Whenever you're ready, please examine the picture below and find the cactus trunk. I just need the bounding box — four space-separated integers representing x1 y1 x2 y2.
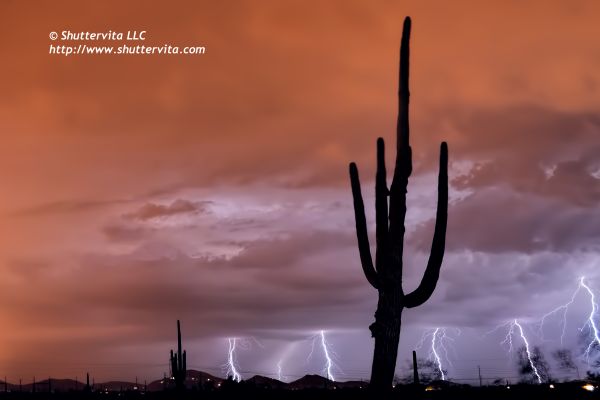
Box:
348 16 448 392
370 300 402 389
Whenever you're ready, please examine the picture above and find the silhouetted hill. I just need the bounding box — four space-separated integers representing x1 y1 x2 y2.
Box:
334 380 367 389
0 379 83 393
96 381 140 392
0 380 19 392
186 369 222 384
42 379 84 392
0 372 369 393
289 374 334 389
146 378 168 392
146 370 223 391
246 375 288 389
184 370 223 390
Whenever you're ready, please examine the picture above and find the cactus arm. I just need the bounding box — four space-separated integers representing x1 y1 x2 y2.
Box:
349 162 379 289
395 16 412 176
404 142 448 308
170 350 176 377
388 17 413 274
375 138 389 273
177 320 182 371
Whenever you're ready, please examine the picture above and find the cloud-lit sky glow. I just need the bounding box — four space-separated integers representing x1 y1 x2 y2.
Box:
0 0 599 383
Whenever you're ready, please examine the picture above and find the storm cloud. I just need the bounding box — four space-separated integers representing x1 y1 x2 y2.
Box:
0 0 599 384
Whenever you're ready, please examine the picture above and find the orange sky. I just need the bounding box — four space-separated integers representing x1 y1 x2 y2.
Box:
0 0 599 383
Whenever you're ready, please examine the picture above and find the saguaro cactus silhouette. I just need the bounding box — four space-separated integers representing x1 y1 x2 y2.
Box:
170 320 187 390
349 17 448 391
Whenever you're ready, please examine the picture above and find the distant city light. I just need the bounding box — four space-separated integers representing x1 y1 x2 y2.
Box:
583 384 595 392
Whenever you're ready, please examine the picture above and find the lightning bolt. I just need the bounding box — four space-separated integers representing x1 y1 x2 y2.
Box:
276 342 299 383
538 277 592 344
499 321 515 354
490 320 542 383
580 279 600 360
320 330 335 381
277 359 283 382
431 328 446 381
514 320 543 384
415 327 460 381
225 338 242 382
536 276 600 363
305 331 339 381
486 277 600 381
249 336 265 349
306 335 317 364
537 284 579 345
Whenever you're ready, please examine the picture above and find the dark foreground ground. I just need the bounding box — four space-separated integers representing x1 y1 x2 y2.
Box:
0 383 599 400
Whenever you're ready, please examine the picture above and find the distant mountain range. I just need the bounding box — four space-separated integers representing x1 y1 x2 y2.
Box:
287 374 366 390
0 371 366 392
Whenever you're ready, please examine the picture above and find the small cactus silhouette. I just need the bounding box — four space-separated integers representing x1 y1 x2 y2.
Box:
170 320 187 390
348 16 448 391
413 350 420 385
84 372 91 392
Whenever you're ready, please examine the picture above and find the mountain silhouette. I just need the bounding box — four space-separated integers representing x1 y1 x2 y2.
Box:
147 369 223 391
245 375 288 389
288 374 334 389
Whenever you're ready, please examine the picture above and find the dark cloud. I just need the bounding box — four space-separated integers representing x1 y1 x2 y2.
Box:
400 249 597 331
0 229 371 348
217 231 357 269
427 105 600 206
410 185 600 254
8 198 126 217
124 199 210 221
102 223 149 242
